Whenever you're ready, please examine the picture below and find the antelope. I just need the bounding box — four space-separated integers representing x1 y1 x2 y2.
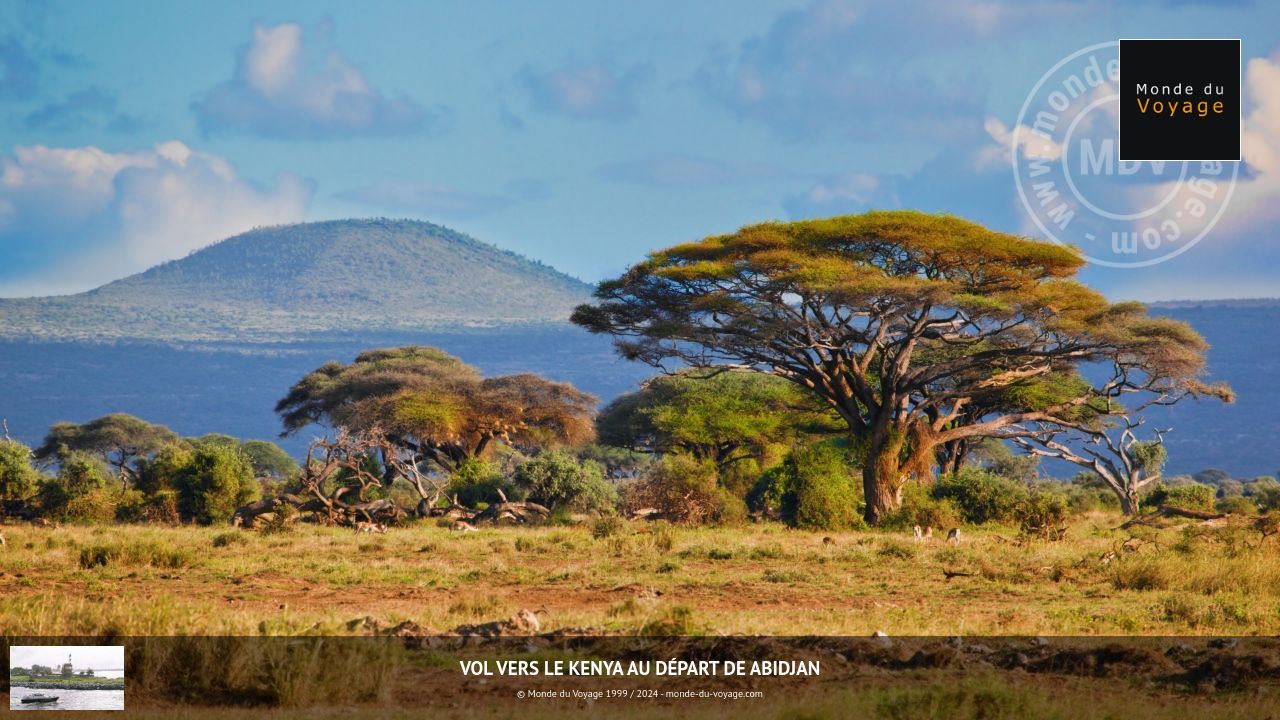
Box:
354 521 388 534
450 520 479 533
946 528 961 545
924 526 934 540
912 525 924 542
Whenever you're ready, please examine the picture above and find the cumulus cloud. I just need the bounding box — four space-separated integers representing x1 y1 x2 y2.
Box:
697 0 1085 141
0 141 313 296
194 22 446 139
518 61 652 121
783 173 900 218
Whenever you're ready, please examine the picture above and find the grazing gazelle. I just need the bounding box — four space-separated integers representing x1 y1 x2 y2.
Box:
946 528 962 545
354 521 388 534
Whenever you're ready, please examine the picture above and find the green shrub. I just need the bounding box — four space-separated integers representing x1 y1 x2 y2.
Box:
174 444 260 525
1146 482 1215 512
135 445 194 496
1250 480 1280 512
115 489 148 523
621 456 720 524
1014 491 1069 540
513 450 616 511
142 490 181 524
59 487 119 524
713 488 749 526
0 439 40 501
883 483 960 530
591 515 625 539
79 540 191 569
1215 496 1258 515
212 532 249 548
749 443 863 531
446 459 520 507
1062 485 1119 514
37 453 114 522
933 467 1027 524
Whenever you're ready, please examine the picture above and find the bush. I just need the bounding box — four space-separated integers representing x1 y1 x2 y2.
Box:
882 483 960 530
621 456 741 525
713 488 749 526
1216 496 1258 515
0 439 40 501
513 450 616 511
175 444 259 525
1062 485 1119 514
135 444 194 495
1015 491 1069 540
79 540 191 569
37 452 112 521
1146 482 1216 512
591 515 625 539
58 488 119 524
446 458 520 507
1250 480 1280 512
142 490 181 524
748 443 863 531
115 489 148 523
933 467 1028 524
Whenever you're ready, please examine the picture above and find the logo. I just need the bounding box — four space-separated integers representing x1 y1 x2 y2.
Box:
1013 41 1239 268
1120 39 1241 161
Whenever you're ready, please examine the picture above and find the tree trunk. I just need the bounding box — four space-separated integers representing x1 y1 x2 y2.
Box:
862 430 907 525
1119 485 1141 515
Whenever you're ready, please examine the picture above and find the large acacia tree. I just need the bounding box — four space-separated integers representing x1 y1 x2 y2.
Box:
275 346 597 507
572 211 1227 523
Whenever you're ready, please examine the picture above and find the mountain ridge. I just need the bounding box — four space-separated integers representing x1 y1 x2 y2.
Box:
0 218 594 342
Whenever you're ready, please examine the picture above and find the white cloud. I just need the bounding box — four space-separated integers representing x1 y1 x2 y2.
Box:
0 141 312 297
194 22 446 139
518 61 652 121
783 173 899 218
697 0 1085 141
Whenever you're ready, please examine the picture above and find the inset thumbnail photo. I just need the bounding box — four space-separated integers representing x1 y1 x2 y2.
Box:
9 646 124 711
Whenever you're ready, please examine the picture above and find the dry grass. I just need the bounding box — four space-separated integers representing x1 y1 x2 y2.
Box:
1 513 1279 637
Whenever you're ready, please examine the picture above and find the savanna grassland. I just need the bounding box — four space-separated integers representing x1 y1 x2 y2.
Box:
3 513 1278 638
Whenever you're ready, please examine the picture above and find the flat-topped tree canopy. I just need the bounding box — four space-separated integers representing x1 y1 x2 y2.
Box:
573 210 1231 523
275 346 597 474
34 413 179 485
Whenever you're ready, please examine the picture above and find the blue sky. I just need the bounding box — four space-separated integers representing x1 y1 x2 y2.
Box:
1 0 1279 300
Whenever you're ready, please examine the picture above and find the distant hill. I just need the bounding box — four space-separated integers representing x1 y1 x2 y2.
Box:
0 219 594 341
1149 298 1280 309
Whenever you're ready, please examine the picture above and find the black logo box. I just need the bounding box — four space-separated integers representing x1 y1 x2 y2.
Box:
1119 39 1241 161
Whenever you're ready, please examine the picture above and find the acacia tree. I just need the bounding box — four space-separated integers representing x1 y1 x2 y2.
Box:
34 413 179 488
275 346 597 508
598 369 841 477
1014 418 1165 515
572 211 1228 523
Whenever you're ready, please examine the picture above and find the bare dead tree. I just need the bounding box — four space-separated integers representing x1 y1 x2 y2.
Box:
1013 414 1169 515
380 443 449 516
297 428 405 526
